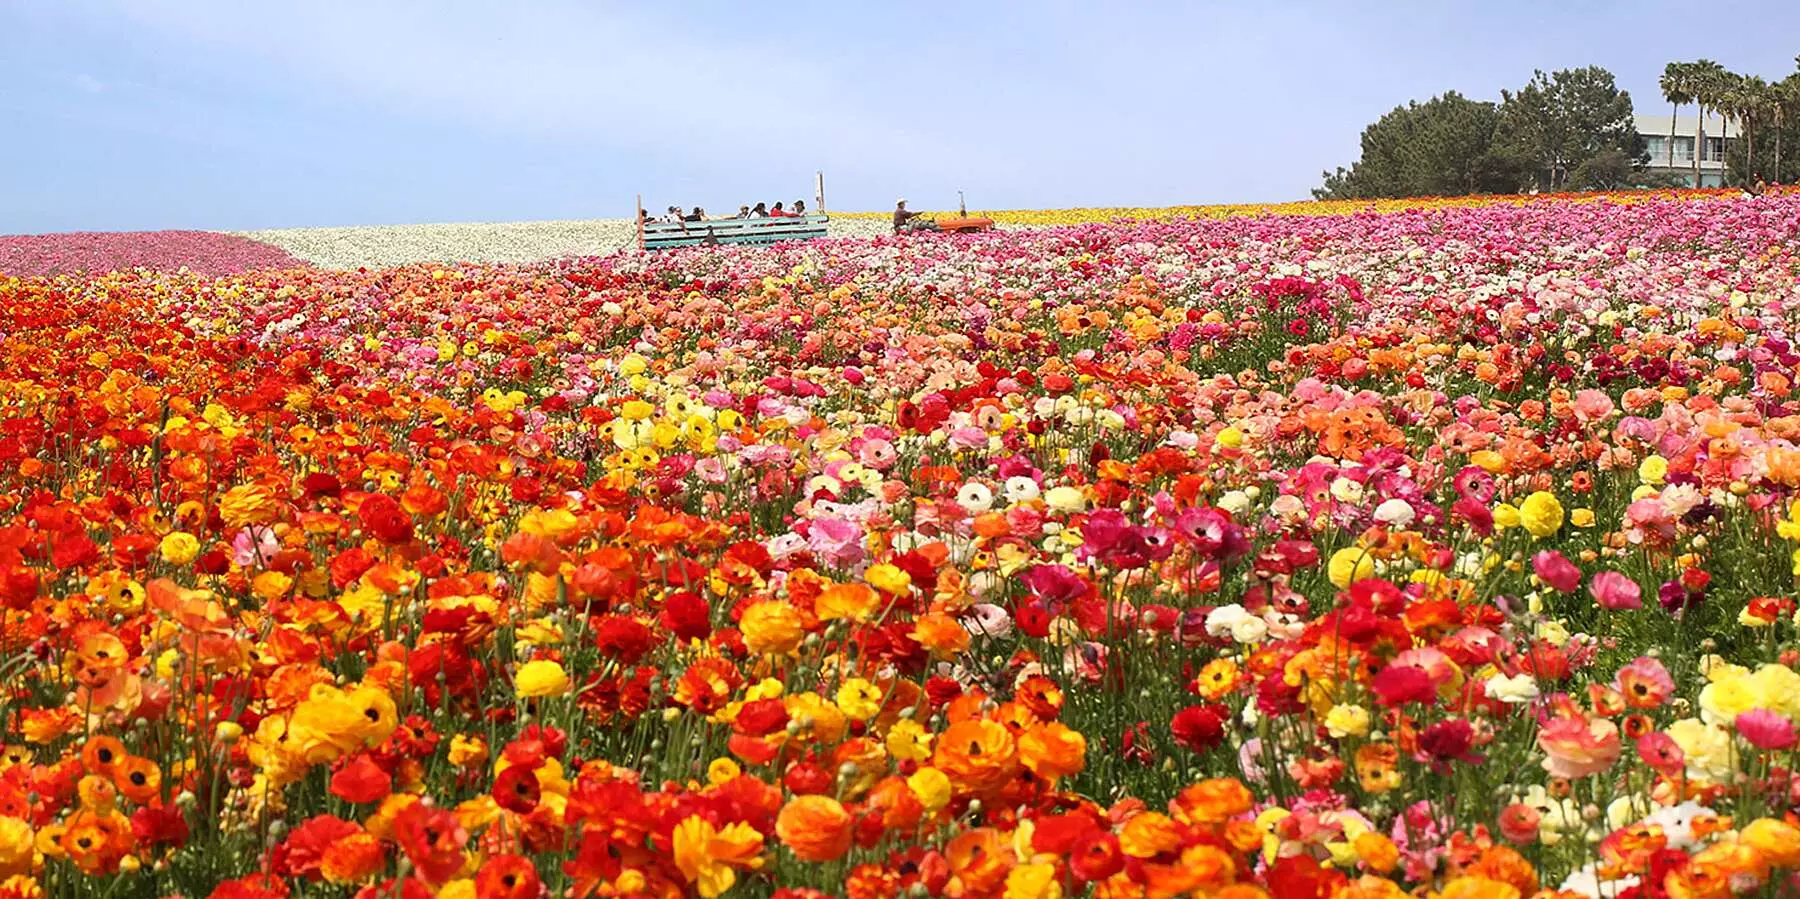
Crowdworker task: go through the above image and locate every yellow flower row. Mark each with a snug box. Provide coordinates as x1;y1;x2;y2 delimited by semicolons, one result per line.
832;187;1757;225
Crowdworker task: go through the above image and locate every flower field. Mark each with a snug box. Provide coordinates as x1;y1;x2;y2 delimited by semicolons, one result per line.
6;191;1800;899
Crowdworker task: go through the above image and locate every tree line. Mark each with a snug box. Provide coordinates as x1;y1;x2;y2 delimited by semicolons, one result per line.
1317;58;1800;200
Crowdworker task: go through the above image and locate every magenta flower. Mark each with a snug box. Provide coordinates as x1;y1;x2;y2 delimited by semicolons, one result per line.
1736;709;1798;751
1532;550;1582;593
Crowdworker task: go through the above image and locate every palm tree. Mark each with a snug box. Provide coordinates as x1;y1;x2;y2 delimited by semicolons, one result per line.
1689;61;1730;187
1660;63;1693;171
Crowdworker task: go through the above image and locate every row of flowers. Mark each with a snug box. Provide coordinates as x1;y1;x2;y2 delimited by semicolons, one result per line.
3;191;1800;897
829;186;1788;226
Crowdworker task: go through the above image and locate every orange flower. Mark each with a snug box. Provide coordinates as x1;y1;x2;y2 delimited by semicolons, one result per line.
776;795;853;862
932;719;1018;795
1355;744;1402;793
815;583;882;623
79;737;126;776
111;756;160;805
1018;722;1086;782
740;600;806;656
910;612;970;658
1437;876;1521;899
1118;812;1184;858
946;829;1011;894
1169;778;1251;825
1464;846;1538;896
320;832;384;884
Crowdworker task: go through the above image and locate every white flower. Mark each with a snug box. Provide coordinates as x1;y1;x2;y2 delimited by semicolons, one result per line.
1204;605;1251;638
1217;490;1252;516
956;482;994;513
1372;498;1415;528
1003;476;1041;504
1483;672;1540;704
1328;477;1364;504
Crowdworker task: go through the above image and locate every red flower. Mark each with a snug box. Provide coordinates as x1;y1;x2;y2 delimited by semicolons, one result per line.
592;615;655;664
272;815;360;879
329;754;392;804
207;874;292;899
492;765;541;814
1170;704;1228;753
659;591;713;641
130;804;189;849
1068;830;1124;882
391;801;469;886
735;698;789;737
357;494;413;544
1369;665;1437;708
475;854;542;899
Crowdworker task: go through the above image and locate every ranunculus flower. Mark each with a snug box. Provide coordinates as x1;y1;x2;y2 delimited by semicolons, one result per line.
1736;708;1798;750
513;660;570;698
775;795;853;862
1537;716;1621;778
1590;571;1642;610
1532;550;1581;592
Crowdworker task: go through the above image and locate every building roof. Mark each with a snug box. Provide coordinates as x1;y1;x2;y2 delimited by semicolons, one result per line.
1635;112;1740;139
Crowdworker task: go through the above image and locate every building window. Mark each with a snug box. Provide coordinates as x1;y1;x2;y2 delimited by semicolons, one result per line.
1705;137;1726;162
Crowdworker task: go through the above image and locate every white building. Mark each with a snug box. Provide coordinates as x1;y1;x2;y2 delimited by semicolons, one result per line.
1636;112;1739;188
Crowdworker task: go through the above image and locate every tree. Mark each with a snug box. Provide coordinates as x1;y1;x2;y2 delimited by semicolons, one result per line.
1495;67;1643;192
1688;59;1730;186
1660;63;1694;170
1314;92;1524;199
1727;71;1800;185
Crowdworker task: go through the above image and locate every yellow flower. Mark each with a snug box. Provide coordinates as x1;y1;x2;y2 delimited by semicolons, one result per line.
865;564;912;596
1043;486;1087;513
1639;454;1668;485
620;400;656;421
1324;704;1371;738
1570;508;1595;528
447;735;487;768
886;719;933;761
706;758;741;786
1005;862;1063;899
740;601;805;656
1492;503;1521;530
906;766;951;811
514;660;571;698
1518;492;1564;538
672;815;764;898
1470;450;1507;473
159;532;200;565
834;678;882;720
0;816;33;878
1327;547;1375;589
1214;426;1243;449
619;354;649;376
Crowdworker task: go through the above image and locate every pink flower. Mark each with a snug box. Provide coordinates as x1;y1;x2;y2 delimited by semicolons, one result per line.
1590;570;1643;610
1613;657;1675;709
1532;550;1582;593
1537;715;1622;778
1572;389;1616;423
1636;731;1685;777
1735;709;1798;751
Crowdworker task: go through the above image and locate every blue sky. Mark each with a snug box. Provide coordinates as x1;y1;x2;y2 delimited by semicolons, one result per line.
4;1;1799;233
